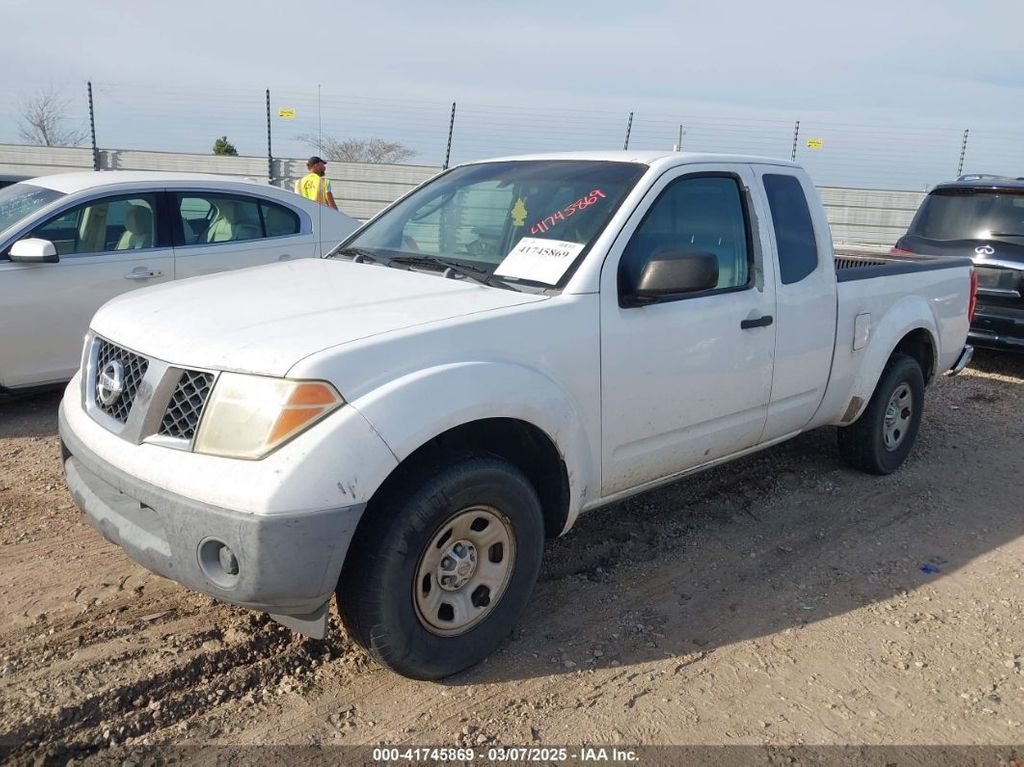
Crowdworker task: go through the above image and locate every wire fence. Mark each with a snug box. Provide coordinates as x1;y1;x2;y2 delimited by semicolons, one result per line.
1;79;1022;191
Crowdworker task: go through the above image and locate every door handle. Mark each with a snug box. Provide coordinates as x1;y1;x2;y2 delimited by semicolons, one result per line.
741;314;773;329
124;270;162;280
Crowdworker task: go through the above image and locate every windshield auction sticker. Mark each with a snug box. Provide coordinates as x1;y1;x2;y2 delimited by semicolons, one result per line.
531;189;606;235
495;237;585;285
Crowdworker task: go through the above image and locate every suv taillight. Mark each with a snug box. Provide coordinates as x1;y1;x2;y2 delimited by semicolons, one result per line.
968;269;978;322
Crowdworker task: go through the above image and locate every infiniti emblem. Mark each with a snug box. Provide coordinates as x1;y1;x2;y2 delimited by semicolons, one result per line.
96;360;126;406
975;245;995;256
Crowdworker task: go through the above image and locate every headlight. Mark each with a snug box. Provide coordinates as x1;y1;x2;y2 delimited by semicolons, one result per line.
194;373;344;459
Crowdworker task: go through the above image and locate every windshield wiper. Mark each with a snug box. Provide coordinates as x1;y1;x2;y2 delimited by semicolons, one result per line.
325;246;387;264
987;232;1024;238
388;255;519;290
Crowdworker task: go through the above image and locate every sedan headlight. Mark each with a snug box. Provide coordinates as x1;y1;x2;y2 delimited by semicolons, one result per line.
194;373;344;459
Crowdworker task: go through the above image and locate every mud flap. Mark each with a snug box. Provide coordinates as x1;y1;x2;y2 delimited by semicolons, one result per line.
270;601;329;639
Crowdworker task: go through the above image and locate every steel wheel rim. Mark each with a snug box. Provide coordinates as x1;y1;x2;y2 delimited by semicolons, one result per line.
413;505;516;637
883;383;913;451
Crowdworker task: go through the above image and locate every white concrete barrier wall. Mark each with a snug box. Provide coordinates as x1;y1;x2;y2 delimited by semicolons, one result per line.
0;144;921;250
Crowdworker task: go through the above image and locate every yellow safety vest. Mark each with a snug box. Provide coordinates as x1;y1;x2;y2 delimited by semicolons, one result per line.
295;173;331;205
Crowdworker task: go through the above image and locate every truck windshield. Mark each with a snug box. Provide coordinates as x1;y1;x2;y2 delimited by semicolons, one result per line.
334;160;647;288
909;188;1024;243
0;183;65;244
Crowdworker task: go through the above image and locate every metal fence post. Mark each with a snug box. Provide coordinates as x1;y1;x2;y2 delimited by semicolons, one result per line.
443;102;457;170
266;89;273;185
790;120;800;162
87;81;99;171
957;128;969;178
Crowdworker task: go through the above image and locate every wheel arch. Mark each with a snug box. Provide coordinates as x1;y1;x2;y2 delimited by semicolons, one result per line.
346;359;597;535
821;289;942;428
362;417;571;540
843;323;938;425
893;327;937;385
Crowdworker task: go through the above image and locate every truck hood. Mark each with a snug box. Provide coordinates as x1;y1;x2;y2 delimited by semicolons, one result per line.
91;259;548;376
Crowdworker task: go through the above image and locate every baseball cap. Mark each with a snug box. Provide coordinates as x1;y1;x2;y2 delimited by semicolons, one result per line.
307;156;326;167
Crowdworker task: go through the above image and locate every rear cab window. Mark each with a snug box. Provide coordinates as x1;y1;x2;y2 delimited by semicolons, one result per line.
763;174;818;284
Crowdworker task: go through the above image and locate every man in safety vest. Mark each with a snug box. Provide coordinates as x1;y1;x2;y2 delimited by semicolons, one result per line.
294;156;338;209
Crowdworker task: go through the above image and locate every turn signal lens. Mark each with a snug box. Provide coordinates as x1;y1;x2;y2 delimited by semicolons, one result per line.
968;269;978;323
194;374;344;459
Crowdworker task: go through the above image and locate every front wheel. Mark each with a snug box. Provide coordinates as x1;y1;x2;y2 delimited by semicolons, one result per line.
837;353;925;475
336;455;544;680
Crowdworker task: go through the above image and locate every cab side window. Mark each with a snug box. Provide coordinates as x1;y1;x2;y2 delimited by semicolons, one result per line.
763;174;818;284
619;175;751;298
31;195;159;256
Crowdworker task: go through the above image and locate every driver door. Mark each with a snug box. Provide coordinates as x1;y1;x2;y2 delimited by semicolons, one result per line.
599;166;778;496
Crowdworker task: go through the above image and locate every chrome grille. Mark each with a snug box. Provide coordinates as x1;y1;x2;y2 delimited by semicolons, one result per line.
94;340;148;423
158;370;215;440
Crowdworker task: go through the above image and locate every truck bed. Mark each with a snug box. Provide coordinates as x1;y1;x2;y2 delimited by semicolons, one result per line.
834;253;973;282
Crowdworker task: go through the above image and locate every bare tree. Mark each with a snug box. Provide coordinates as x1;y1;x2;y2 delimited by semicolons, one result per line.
297;134;416;164
17;86;89;147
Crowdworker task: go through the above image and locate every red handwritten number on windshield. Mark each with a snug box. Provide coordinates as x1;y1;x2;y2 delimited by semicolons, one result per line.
531;189;606;235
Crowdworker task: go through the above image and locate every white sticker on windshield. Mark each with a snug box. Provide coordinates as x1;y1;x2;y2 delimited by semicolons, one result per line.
495;237;585;285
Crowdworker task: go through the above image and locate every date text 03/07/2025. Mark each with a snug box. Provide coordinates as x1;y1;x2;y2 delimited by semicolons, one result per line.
371;746;640;762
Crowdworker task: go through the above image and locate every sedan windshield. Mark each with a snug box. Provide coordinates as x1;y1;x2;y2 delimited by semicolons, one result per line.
335;160;647;288
0;183;65;241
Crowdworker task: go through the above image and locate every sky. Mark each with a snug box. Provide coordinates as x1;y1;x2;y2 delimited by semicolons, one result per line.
1;0;1023;189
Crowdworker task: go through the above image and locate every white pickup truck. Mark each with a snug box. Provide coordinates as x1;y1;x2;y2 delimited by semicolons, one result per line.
59;152;975;680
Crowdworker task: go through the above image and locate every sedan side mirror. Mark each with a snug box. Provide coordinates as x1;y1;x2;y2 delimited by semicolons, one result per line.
623;250;719;306
9;238;59;263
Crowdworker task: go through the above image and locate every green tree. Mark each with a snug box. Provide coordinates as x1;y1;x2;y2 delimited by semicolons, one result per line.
213;136;238;156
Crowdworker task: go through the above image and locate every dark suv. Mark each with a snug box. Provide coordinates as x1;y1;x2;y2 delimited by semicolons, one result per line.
895;175;1024;352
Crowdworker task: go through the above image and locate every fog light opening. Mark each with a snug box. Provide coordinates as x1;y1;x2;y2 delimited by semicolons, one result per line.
198;538;241;588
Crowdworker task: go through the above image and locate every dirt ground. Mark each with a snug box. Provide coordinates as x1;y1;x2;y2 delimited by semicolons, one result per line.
2;352;1023;762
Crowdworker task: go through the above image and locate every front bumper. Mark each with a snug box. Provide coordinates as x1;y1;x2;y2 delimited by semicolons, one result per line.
59;405;365;636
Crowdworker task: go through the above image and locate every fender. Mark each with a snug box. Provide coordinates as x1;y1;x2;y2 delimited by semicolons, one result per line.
817;293;938;427
347;359;598;532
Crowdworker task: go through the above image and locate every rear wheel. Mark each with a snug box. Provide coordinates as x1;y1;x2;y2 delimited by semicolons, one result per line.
837;353;925;475
336;455;544;680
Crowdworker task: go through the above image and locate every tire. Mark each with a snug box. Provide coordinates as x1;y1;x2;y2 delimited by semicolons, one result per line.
837;353;925;475
336;454;545;680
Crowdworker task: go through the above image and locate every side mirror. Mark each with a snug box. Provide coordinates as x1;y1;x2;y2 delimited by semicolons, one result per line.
9;238;59;263
624;250;719;306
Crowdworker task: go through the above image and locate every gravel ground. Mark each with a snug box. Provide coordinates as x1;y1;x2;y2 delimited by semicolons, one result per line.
1;351;1023;763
